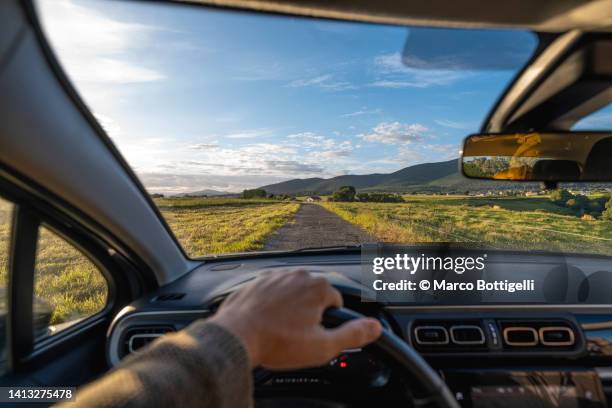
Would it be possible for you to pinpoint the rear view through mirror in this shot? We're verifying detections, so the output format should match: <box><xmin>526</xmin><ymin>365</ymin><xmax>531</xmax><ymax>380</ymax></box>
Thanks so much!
<box><xmin>461</xmin><ymin>132</ymin><xmax>612</xmax><ymax>181</ymax></box>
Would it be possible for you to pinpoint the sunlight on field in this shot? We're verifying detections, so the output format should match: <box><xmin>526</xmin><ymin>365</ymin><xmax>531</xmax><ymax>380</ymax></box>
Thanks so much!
<box><xmin>0</xmin><ymin>199</ymin><xmax>11</xmax><ymax>288</ymax></box>
<box><xmin>34</xmin><ymin>227</ymin><xmax>108</xmax><ymax>326</ymax></box>
<box><xmin>321</xmin><ymin>196</ymin><xmax>612</xmax><ymax>255</ymax></box>
<box><xmin>0</xmin><ymin>200</ymin><xmax>107</xmax><ymax>327</ymax></box>
<box><xmin>156</xmin><ymin>197</ymin><xmax>300</xmax><ymax>257</ymax></box>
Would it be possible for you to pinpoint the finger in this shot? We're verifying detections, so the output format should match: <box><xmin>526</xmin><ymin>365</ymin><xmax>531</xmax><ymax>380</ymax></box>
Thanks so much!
<box><xmin>323</xmin><ymin>318</ymin><xmax>382</xmax><ymax>354</ymax></box>
<box><xmin>323</xmin><ymin>285</ymin><xmax>343</xmax><ymax>309</ymax></box>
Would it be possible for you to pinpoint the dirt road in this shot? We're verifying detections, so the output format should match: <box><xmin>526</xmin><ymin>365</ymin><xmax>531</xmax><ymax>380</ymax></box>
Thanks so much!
<box><xmin>264</xmin><ymin>203</ymin><xmax>375</xmax><ymax>250</ymax></box>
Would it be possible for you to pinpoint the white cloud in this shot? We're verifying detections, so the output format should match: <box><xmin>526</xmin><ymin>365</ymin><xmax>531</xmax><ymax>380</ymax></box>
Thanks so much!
<box><xmin>287</xmin><ymin>132</ymin><xmax>354</xmax><ymax>159</ymax></box>
<box><xmin>225</xmin><ymin>129</ymin><xmax>274</xmax><ymax>139</ymax></box>
<box><xmin>76</xmin><ymin>58</ymin><xmax>162</xmax><ymax>84</ymax></box>
<box><xmin>422</xmin><ymin>143</ymin><xmax>460</xmax><ymax>159</ymax></box>
<box><xmin>435</xmin><ymin>119</ymin><xmax>475</xmax><ymax>130</ymax></box>
<box><xmin>372</xmin><ymin>143</ymin><xmax>459</xmax><ymax>168</ymax></box>
<box><xmin>232</xmin><ymin>62</ymin><xmax>284</xmax><ymax>81</ymax></box>
<box><xmin>139</xmin><ymin>173</ymin><xmax>289</xmax><ymax>195</ymax></box>
<box><xmin>94</xmin><ymin>113</ymin><xmax>121</xmax><ymax>138</ymax></box>
<box><xmin>189</xmin><ymin>142</ymin><xmax>219</xmax><ymax>150</ymax></box>
<box><xmin>287</xmin><ymin>74</ymin><xmax>355</xmax><ymax>91</ymax></box>
<box><xmin>38</xmin><ymin>0</ymin><xmax>163</xmax><ymax>84</ymax></box>
<box><xmin>360</xmin><ymin>122</ymin><xmax>428</xmax><ymax>145</ymax></box>
<box><xmin>370</xmin><ymin>53</ymin><xmax>465</xmax><ymax>88</ymax></box>
<box><xmin>262</xmin><ymin>160</ymin><xmax>323</xmax><ymax>174</ymax></box>
<box><xmin>340</xmin><ymin>108</ymin><xmax>382</xmax><ymax>117</ymax></box>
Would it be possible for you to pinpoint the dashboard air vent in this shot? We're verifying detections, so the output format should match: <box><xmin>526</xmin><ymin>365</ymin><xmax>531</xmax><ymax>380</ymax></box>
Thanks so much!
<box><xmin>502</xmin><ymin>327</ymin><xmax>538</xmax><ymax>346</ymax></box>
<box><xmin>153</xmin><ymin>293</ymin><xmax>185</xmax><ymax>302</ymax></box>
<box><xmin>500</xmin><ymin>321</ymin><xmax>577</xmax><ymax>349</ymax></box>
<box><xmin>122</xmin><ymin>326</ymin><xmax>175</xmax><ymax>356</ymax></box>
<box><xmin>539</xmin><ymin>326</ymin><xmax>575</xmax><ymax>346</ymax></box>
<box><xmin>414</xmin><ymin>326</ymin><xmax>449</xmax><ymax>345</ymax></box>
<box><xmin>450</xmin><ymin>325</ymin><xmax>485</xmax><ymax>345</ymax></box>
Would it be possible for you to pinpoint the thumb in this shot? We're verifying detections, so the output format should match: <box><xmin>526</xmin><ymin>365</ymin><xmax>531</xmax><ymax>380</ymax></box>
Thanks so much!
<box><xmin>325</xmin><ymin>318</ymin><xmax>382</xmax><ymax>351</ymax></box>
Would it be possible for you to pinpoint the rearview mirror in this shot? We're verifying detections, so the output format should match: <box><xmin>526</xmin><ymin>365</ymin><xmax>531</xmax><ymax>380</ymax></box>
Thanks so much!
<box><xmin>461</xmin><ymin>132</ymin><xmax>612</xmax><ymax>181</ymax></box>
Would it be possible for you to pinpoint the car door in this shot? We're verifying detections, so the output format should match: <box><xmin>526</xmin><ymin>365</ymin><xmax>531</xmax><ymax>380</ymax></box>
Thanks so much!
<box><xmin>0</xmin><ymin>174</ymin><xmax>147</xmax><ymax>405</ymax></box>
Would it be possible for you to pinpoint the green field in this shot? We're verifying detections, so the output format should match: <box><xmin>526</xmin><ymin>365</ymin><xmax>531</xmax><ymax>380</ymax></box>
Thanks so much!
<box><xmin>155</xmin><ymin>197</ymin><xmax>300</xmax><ymax>256</ymax></box>
<box><xmin>321</xmin><ymin>195</ymin><xmax>612</xmax><ymax>255</ymax></box>
<box><xmin>0</xmin><ymin>199</ymin><xmax>107</xmax><ymax>327</ymax></box>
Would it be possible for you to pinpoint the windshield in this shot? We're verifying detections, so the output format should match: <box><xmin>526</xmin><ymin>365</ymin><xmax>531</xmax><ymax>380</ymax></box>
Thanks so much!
<box><xmin>38</xmin><ymin>0</ymin><xmax>611</xmax><ymax>258</ymax></box>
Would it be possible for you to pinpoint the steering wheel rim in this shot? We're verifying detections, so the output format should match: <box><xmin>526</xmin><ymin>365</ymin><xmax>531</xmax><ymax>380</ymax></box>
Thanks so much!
<box><xmin>322</xmin><ymin>308</ymin><xmax>459</xmax><ymax>408</ymax></box>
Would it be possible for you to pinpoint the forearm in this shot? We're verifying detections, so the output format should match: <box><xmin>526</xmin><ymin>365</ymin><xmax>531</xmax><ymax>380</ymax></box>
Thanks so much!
<box><xmin>60</xmin><ymin>320</ymin><xmax>253</xmax><ymax>408</ymax></box>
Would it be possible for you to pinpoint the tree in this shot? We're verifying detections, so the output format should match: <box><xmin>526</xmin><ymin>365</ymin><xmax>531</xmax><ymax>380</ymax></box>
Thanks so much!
<box><xmin>550</xmin><ymin>188</ymin><xmax>573</xmax><ymax>205</ymax></box>
<box><xmin>356</xmin><ymin>192</ymin><xmax>404</xmax><ymax>203</ymax></box>
<box><xmin>242</xmin><ymin>188</ymin><xmax>267</xmax><ymax>199</ymax></box>
<box><xmin>566</xmin><ymin>194</ymin><xmax>588</xmax><ymax>210</ymax></box>
<box><xmin>330</xmin><ymin>185</ymin><xmax>356</xmax><ymax>202</ymax></box>
<box><xmin>603</xmin><ymin>195</ymin><xmax>612</xmax><ymax>221</ymax></box>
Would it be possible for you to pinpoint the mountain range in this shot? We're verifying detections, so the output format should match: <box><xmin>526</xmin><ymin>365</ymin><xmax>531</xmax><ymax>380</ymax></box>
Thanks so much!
<box><xmin>259</xmin><ymin>159</ymin><xmax>533</xmax><ymax>194</ymax></box>
<box><xmin>174</xmin><ymin>189</ymin><xmax>236</xmax><ymax>197</ymax></box>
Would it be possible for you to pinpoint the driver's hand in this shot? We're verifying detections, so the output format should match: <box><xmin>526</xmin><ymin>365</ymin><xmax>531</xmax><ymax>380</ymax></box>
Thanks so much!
<box><xmin>209</xmin><ymin>269</ymin><xmax>382</xmax><ymax>370</ymax></box>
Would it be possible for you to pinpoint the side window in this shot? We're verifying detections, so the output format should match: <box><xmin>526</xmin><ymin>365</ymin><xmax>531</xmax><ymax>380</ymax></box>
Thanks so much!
<box><xmin>0</xmin><ymin>198</ymin><xmax>13</xmax><ymax>373</ymax></box>
<box><xmin>33</xmin><ymin>226</ymin><xmax>108</xmax><ymax>340</ymax></box>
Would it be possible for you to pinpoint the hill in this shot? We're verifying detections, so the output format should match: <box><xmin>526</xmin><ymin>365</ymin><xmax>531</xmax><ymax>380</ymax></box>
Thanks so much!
<box><xmin>259</xmin><ymin>159</ymin><xmax>538</xmax><ymax>194</ymax></box>
<box><xmin>174</xmin><ymin>189</ymin><xmax>236</xmax><ymax>197</ymax></box>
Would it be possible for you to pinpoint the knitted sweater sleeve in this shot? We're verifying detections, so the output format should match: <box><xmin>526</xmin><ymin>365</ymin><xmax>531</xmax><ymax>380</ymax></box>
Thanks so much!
<box><xmin>59</xmin><ymin>320</ymin><xmax>252</xmax><ymax>408</ymax></box>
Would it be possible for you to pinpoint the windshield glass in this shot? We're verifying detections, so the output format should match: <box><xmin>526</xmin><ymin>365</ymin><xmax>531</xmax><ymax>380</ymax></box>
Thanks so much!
<box><xmin>38</xmin><ymin>0</ymin><xmax>611</xmax><ymax>258</ymax></box>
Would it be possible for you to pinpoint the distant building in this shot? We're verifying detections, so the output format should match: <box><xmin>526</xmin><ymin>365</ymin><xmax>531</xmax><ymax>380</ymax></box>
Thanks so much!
<box><xmin>306</xmin><ymin>196</ymin><xmax>321</xmax><ymax>202</ymax></box>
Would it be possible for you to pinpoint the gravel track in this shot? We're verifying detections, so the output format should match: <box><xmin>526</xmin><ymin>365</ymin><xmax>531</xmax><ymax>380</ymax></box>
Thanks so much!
<box><xmin>264</xmin><ymin>204</ymin><xmax>375</xmax><ymax>250</ymax></box>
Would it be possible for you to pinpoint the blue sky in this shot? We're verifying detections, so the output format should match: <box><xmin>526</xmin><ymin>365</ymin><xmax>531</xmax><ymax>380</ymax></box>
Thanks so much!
<box><xmin>39</xmin><ymin>0</ymin><xmax>543</xmax><ymax>194</ymax></box>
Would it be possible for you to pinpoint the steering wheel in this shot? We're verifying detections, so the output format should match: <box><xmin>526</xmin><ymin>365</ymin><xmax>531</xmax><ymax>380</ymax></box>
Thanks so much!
<box><xmin>254</xmin><ymin>307</ymin><xmax>459</xmax><ymax>408</ymax></box>
<box><xmin>323</xmin><ymin>308</ymin><xmax>459</xmax><ymax>408</ymax></box>
<box><xmin>210</xmin><ymin>277</ymin><xmax>458</xmax><ymax>407</ymax></box>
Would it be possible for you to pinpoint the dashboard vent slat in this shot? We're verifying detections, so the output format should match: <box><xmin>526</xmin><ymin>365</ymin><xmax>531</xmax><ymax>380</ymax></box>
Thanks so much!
<box><xmin>153</xmin><ymin>293</ymin><xmax>185</xmax><ymax>302</ymax></box>
<box><xmin>122</xmin><ymin>326</ymin><xmax>175</xmax><ymax>357</ymax></box>
<box><xmin>503</xmin><ymin>327</ymin><xmax>538</xmax><ymax>346</ymax></box>
<box><xmin>539</xmin><ymin>326</ymin><xmax>575</xmax><ymax>346</ymax></box>
<box><xmin>450</xmin><ymin>325</ymin><xmax>485</xmax><ymax>345</ymax></box>
<box><xmin>414</xmin><ymin>326</ymin><xmax>449</xmax><ymax>345</ymax></box>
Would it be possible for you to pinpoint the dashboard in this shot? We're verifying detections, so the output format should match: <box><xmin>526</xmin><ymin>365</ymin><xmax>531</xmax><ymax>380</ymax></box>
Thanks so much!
<box><xmin>106</xmin><ymin>250</ymin><xmax>612</xmax><ymax>407</ymax></box>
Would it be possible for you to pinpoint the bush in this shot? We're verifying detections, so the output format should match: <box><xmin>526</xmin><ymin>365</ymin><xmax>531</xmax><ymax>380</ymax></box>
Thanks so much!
<box><xmin>550</xmin><ymin>188</ymin><xmax>574</xmax><ymax>204</ymax></box>
<box><xmin>356</xmin><ymin>192</ymin><xmax>404</xmax><ymax>203</ymax></box>
<box><xmin>603</xmin><ymin>195</ymin><xmax>612</xmax><ymax>221</ymax></box>
<box><xmin>329</xmin><ymin>186</ymin><xmax>356</xmax><ymax>202</ymax></box>
<box><xmin>276</xmin><ymin>194</ymin><xmax>294</xmax><ymax>201</ymax></box>
<box><xmin>566</xmin><ymin>194</ymin><xmax>588</xmax><ymax>210</ymax></box>
<box><xmin>588</xmin><ymin>199</ymin><xmax>605</xmax><ymax>213</ymax></box>
<box><xmin>242</xmin><ymin>188</ymin><xmax>267</xmax><ymax>199</ymax></box>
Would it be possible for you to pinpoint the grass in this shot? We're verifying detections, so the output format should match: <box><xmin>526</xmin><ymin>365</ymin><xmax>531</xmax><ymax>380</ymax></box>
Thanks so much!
<box><xmin>320</xmin><ymin>195</ymin><xmax>612</xmax><ymax>255</ymax></box>
<box><xmin>0</xmin><ymin>199</ymin><xmax>11</xmax><ymax>290</ymax></box>
<box><xmin>155</xmin><ymin>197</ymin><xmax>300</xmax><ymax>256</ymax></box>
<box><xmin>34</xmin><ymin>227</ymin><xmax>108</xmax><ymax>326</ymax></box>
<box><xmin>0</xmin><ymin>199</ymin><xmax>108</xmax><ymax>326</ymax></box>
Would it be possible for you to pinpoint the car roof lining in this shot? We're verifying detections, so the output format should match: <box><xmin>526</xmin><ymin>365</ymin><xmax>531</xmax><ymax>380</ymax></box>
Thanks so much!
<box><xmin>486</xmin><ymin>32</ymin><xmax>612</xmax><ymax>132</ymax></box>
<box><xmin>174</xmin><ymin>0</ymin><xmax>612</xmax><ymax>32</ymax></box>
